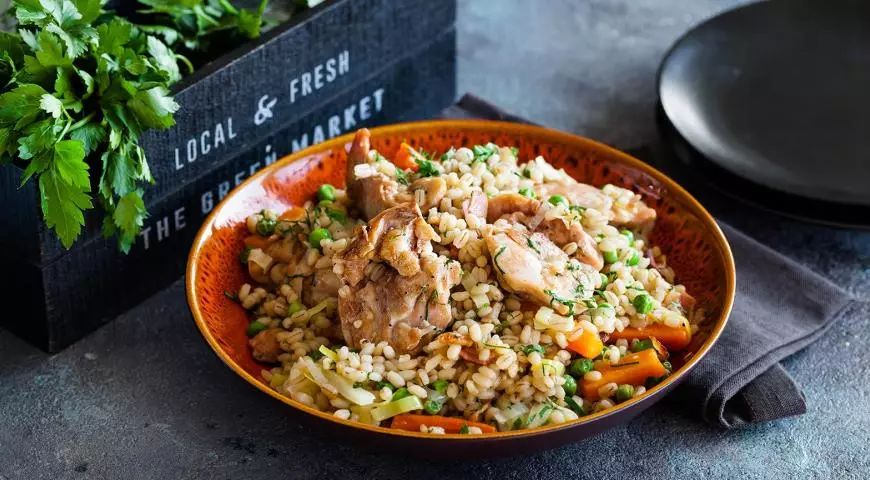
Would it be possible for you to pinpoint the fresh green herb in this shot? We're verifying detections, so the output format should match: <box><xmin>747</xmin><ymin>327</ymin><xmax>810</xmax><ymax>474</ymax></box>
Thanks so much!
<box><xmin>518</xmin><ymin>187</ymin><xmax>536</xmax><ymax>199</ymax></box>
<box><xmin>394</xmin><ymin>167</ymin><xmax>410</xmax><ymax>185</ymax></box>
<box><xmin>309</xmin><ymin>348</ymin><xmax>325</xmax><ymax>361</ymax></box>
<box><xmin>240</xmin><ymin>245</ymin><xmax>252</xmax><ymax>264</ymax></box>
<box><xmin>521</xmin><ymin>344</ymin><xmax>546</xmax><ymax>356</ymax></box>
<box><xmin>569</xmin><ymin>205</ymin><xmax>586</xmax><ymax>214</ymax></box>
<box><xmin>352</xmin><ymin>381</ymin><xmax>365</xmax><ymax>388</ymax></box>
<box><xmin>510</xmin><ymin>146</ymin><xmax>519</xmax><ymax>158</ymax></box>
<box><xmin>137</xmin><ymin>0</ymin><xmax>268</xmax><ymax>56</ymax></box>
<box><xmin>415</xmin><ymin>157</ymin><xmax>440</xmax><ymax>177</ymax></box>
<box><xmin>471</xmin><ymin>144</ymin><xmax>497</xmax><ymax>163</ymax></box>
<box><xmin>223</xmin><ymin>290</ymin><xmax>239</xmax><ymax>301</ymax></box>
<box><xmin>256</xmin><ymin>216</ymin><xmax>276</xmax><ymax>236</ymax></box>
<box><xmin>544</xmin><ymin>289</ymin><xmax>576</xmax><ymax>315</ymax></box>
<box><xmin>610</xmin><ymin>361</ymin><xmax>641</xmax><ymax>369</ymax></box>
<box><xmin>512</xmin><ymin>417</ymin><xmax>524</xmax><ymax>430</ymax></box>
<box><xmin>391</xmin><ymin>387</ymin><xmax>410</xmax><ymax>401</ymax></box>
<box><xmin>663</xmin><ymin>361</ymin><xmax>673</xmax><ymax>371</ymax></box>
<box><xmin>325</xmin><ymin>208</ymin><xmax>347</xmax><ymax>224</ymax></box>
<box><xmin>483</xmin><ymin>342</ymin><xmax>511</xmax><ymax>350</ymax></box>
<box><xmin>246</xmin><ymin>320</ymin><xmax>267</xmax><ymax>337</ymax></box>
<box><xmin>316</xmin><ymin>183</ymin><xmax>336</xmax><ymax>202</ymax></box>
<box><xmin>439</xmin><ymin>147</ymin><xmax>455</xmax><ymax>161</ymax></box>
<box><xmin>631</xmin><ymin>339</ymin><xmax>654</xmax><ymax>353</ymax></box>
<box><xmin>526</xmin><ymin>237</ymin><xmax>541</xmax><ymax>255</ymax></box>
<box><xmin>493</xmin><ymin>321</ymin><xmax>510</xmax><ymax>334</ymax></box>
<box><xmin>458</xmin><ymin>423</ymin><xmax>470</xmax><ymax>434</ymax></box>
<box><xmin>373</xmin><ymin>380</ymin><xmax>393</xmax><ymax>391</ymax></box>
<box><xmin>522</xmin><ymin>167</ymin><xmax>531</xmax><ymax>178</ymax></box>
<box><xmin>493</xmin><ymin>246</ymin><xmax>507</xmax><ymax>274</ymax></box>
<box><xmin>582</xmin><ymin>299</ymin><xmax>598</xmax><ymax>309</ymax></box>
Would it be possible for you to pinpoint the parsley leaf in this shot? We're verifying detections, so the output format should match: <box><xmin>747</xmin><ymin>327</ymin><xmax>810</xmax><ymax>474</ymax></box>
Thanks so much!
<box><xmin>394</xmin><ymin>167</ymin><xmax>410</xmax><ymax>185</ymax></box>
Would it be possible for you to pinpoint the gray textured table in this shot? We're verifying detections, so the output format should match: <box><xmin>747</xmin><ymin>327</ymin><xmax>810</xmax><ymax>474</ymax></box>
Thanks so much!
<box><xmin>2</xmin><ymin>1</ymin><xmax>869</xmax><ymax>478</ymax></box>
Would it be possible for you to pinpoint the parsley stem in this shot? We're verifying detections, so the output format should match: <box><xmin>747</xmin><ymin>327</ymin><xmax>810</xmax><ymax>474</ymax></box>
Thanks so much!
<box><xmin>68</xmin><ymin>112</ymin><xmax>95</xmax><ymax>132</ymax></box>
<box><xmin>175</xmin><ymin>54</ymin><xmax>195</xmax><ymax>75</ymax></box>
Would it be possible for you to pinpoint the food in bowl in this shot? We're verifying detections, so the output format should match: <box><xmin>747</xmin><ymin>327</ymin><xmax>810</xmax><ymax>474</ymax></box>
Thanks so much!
<box><xmin>232</xmin><ymin>128</ymin><xmax>703</xmax><ymax>435</ymax></box>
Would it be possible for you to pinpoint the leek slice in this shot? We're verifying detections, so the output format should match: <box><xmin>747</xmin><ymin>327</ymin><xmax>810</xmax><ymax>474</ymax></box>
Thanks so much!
<box><xmin>371</xmin><ymin>395</ymin><xmax>424</xmax><ymax>422</ymax></box>
<box><xmin>323</xmin><ymin>370</ymin><xmax>375</xmax><ymax>406</ymax></box>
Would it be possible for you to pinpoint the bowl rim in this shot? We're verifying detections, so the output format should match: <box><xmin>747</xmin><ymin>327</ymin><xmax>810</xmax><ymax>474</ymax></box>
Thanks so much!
<box><xmin>186</xmin><ymin>119</ymin><xmax>736</xmax><ymax>440</ymax></box>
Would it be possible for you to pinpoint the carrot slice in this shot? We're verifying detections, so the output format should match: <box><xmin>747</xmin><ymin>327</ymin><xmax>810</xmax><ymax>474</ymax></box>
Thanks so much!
<box><xmin>278</xmin><ymin>206</ymin><xmax>306</xmax><ymax>222</ymax></box>
<box><xmin>566</xmin><ymin>328</ymin><xmax>604</xmax><ymax>359</ymax></box>
<box><xmin>609</xmin><ymin>322</ymin><xmax>692</xmax><ymax>351</ymax></box>
<box><xmin>582</xmin><ymin>349</ymin><xmax>667</xmax><ymax>400</ymax></box>
<box><xmin>393</xmin><ymin>142</ymin><xmax>422</xmax><ymax>172</ymax></box>
<box><xmin>391</xmin><ymin>414</ymin><xmax>496</xmax><ymax>434</ymax></box>
<box><xmin>243</xmin><ymin>235</ymin><xmax>270</xmax><ymax>249</ymax></box>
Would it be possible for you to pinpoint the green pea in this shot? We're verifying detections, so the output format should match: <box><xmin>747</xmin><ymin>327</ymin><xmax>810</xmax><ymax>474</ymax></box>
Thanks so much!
<box><xmin>256</xmin><ymin>217</ymin><xmax>276</xmax><ymax>236</ymax></box>
<box><xmin>599</xmin><ymin>272</ymin><xmax>609</xmax><ymax>288</ymax></box>
<box><xmin>626</xmin><ymin>250</ymin><xmax>641</xmax><ymax>266</ymax></box>
<box><xmin>423</xmin><ymin>399</ymin><xmax>443</xmax><ymax>415</ymax></box>
<box><xmin>620</xmin><ymin>229</ymin><xmax>634</xmax><ymax>243</ymax></box>
<box><xmin>562</xmin><ymin>375</ymin><xmax>577</xmax><ymax>397</ymax></box>
<box><xmin>391</xmin><ymin>387</ymin><xmax>411</xmax><ymax>401</ymax></box>
<box><xmin>287</xmin><ymin>301</ymin><xmax>303</xmax><ymax>315</ymax></box>
<box><xmin>240</xmin><ymin>246</ymin><xmax>252</xmax><ymax>265</ymax></box>
<box><xmin>632</xmin><ymin>294</ymin><xmax>654</xmax><ymax>314</ymax></box>
<box><xmin>615</xmin><ymin>384</ymin><xmax>635</xmax><ymax>403</ymax></box>
<box><xmin>518</xmin><ymin>187</ymin><xmax>536</xmax><ymax>199</ymax></box>
<box><xmin>246</xmin><ymin>320</ymin><xmax>268</xmax><ymax>337</ymax></box>
<box><xmin>568</xmin><ymin>358</ymin><xmax>594</xmax><ymax>378</ymax></box>
<box><xmin>603</xmin><ymin>251</ymin><xmax>619</xmax><ymax>263</ymax></box>
<box><xmin>631</xmin><ymin>339</ymin><xmax>654</xmax><ymax>353</ymax></box>
<box><xmin>317</xmin><ymin>184</ymin><xmax>336</xmax><ymax>202</ymax></box>
<box><xmin>547</xmin><ymin>195</ymin><xmax>568</xmax><ymax>207</ymax></box>
<box><xmin>431</xmin><ymin>379</ymin><xmax>449</xmax><ymax>394</ymax></box>
<box><xmin>309</xmin><ymin>228</ymin><xmax>332</xmax><ymax>249</ymax></box>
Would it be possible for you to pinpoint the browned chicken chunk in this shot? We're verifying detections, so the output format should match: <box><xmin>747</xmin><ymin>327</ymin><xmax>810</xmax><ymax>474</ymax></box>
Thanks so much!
<box><xmin>410</xmin><ymin>177</ymin><xmax>447</xmax><ymax>212</ymax></box>
<box><xmin>539</xmin><ymin>181</ymin><xmax>657</xmax><ymax>229</ymax></box>
<box><xmin>334</xmin><ymin>203</ymin><xmax>460</xmax><ymax>353</ymax></box>
<box><xmin>250</xmin><ymin>329</ymin><xmax>283</xmax><ymax>363</ymax></box>
<box><xmin>487</xmin><ymin>193</ymin><xmax>603</xmax><ymax>270</ymax></box>
<box><xmin>346</xmin><ymin>129</ymin><xmax>401</xmax><ymax>219</ymax></box>
<box><xmin>484</xmin><ymin>224</ymin><xmax>596</xmax><ymax>312</ymax></box>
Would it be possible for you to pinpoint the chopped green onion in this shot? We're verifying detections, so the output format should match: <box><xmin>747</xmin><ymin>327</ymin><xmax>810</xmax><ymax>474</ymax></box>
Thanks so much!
<box><xmin>663</xmin><ymin>361</ymin><xmax>673</xmax><ymax>371</ymax></box>
<box><xmin>431</xmin><ymin>379</ymin><xmax>449</xmax><ymax>394</ymax></box>
<box><xmin>521</xmin><ymin>344</ymin><xmax>546</xmax><ymax>356</ymax></box>
<box><xmin>599</xmin><ymin>272</ymin><xmax>609</xmax><ymax>288</ymax></box>
<box><xmin>423</xmin><ymin>398</ymin><xmax>443</xmax><ymax>415</ymax></box>
<box><xmin>631</xmin><ymin>339</ymin><xmax>655</xmax><ymax>353</ymax></box>
<box><xmin>565</xmin><ymin>396</ymin><xmax>586</xmax><ymax>416</ymax></box>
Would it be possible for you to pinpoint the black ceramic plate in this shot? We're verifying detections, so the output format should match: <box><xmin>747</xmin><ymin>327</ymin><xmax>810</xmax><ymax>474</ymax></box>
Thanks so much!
<box><xmin>657</xmin><ymin>103</ymin><xmax>870</xmax><ymax>229</ymax></box>
<box><xmin>658</xmin><ymin>0</ymin><xmax>870</xmax><ymax>208</ymax></box>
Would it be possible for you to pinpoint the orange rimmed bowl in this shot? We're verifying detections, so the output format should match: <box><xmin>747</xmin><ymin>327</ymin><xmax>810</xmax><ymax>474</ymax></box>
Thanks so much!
<box><xmin>186</xmin><ymin>120</ymin><xmax>735</xmax><ymax>457</ymax></box>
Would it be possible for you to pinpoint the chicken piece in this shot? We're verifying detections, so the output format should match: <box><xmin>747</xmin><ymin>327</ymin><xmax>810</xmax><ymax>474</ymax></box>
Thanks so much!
<box><xmin>462</xmin><ymin>190</ymin><xmax>488</xmax><ymax>221</ymax></box>
<box><xmin>410</xmin><ymin>177</ymin><xmax>447</xmax><ymax>211</ymax></box>
<box><xmin>484</xmin><ymin>225</ymin><xmax>595</xmax><ymax>312</ymax></box>
<box><xmin>250</xmin><ymin>329</ymin><xmax>283</xmax><ymax>363</ymax></box>
<box><xmin>338</xmin><ymin>256</ymin><xmax>461</xmax><ymax>354</ymax></box>
<box><xmin>487</xmin><ymin>193</ymin><xmax>603</xmax><ymax>270</ymax></box>
<box><xmin>336</xmin><ymin>203</ymin><xmax>439</xmax><ymax>286</ymax></box>
<box><xmin>264</xmin><ymin>236</ymin><xmax>306</xmax><ymax>264</ymax></box>
<box><xmin>303</xmin><ymin>269</ymin><xmax>342</xmax><ymax>306</ymax></box>
<box><xmin>346</xmin><ymin>129</ymin><xmax>401</xmax><ymax>219</ymax></box>
<box><xmin>539</xmin><ymin>181</ymin><xmax>657</xmax><ymax>229</ymax></box>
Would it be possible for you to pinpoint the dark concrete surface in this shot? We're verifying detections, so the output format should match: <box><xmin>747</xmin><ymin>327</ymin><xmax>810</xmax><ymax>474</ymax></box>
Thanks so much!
<box><xmin>2</xmin><ymin>1</ymin><xmax>870</xmax><ymax>478</ymax></box>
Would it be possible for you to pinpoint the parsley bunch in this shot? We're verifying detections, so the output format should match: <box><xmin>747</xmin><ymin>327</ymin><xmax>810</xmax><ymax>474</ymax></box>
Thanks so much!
<box><xmin>0</xmin><ymin>0</ymin><xmax>268</xmax><ymax>252</ymax></box>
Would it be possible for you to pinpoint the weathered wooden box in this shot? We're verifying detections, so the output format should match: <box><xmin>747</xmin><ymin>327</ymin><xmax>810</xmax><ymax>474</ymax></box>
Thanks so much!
<box><xmin>0</xmin><ymin>0</ymin><xmax>457</xmax><ymax>351</ymax></box>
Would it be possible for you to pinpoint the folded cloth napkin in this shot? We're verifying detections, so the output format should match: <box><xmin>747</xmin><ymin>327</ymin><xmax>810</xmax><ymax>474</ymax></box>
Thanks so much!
<box><xmin>440</xmin><ymin>94</ymin><xmax>855</xmax><ymax>428</ymax></box>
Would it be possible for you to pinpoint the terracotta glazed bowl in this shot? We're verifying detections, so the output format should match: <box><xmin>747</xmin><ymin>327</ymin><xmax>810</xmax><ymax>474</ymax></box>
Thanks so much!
<box><xmin>186</xmin><ymin>120</ymin><xmax>735</xmax><ymax>457</ymax></box>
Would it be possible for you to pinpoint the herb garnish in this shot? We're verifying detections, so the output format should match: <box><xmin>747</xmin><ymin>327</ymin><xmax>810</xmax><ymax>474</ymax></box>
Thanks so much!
<box><xmin>526</xmin><ymin>237</ymin><xmax>541</xmax><ymax>255</ymax></box>
<box><xmin>394</xmin><ymin>167</ymin><xmax>410</xmax><ymax>185</ymax></box>
<box><xmin>493</xmin><ymin>246</ymin><xmax>507</xmax><ymax>274</ymax></box>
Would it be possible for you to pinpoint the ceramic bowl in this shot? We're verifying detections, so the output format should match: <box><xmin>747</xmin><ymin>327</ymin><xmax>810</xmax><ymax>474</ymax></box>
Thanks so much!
<box><xmin>186</xmin><ymin>120</ymin><xmax>735</xmax><ymax>457</ymax></box>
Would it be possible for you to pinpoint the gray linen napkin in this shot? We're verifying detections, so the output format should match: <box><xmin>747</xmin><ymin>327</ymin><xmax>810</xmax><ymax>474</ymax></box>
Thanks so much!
<box><xmin>440</xmin><ymin>94</ymin><xmax>855</xmax><ymax>428</ymax></box>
